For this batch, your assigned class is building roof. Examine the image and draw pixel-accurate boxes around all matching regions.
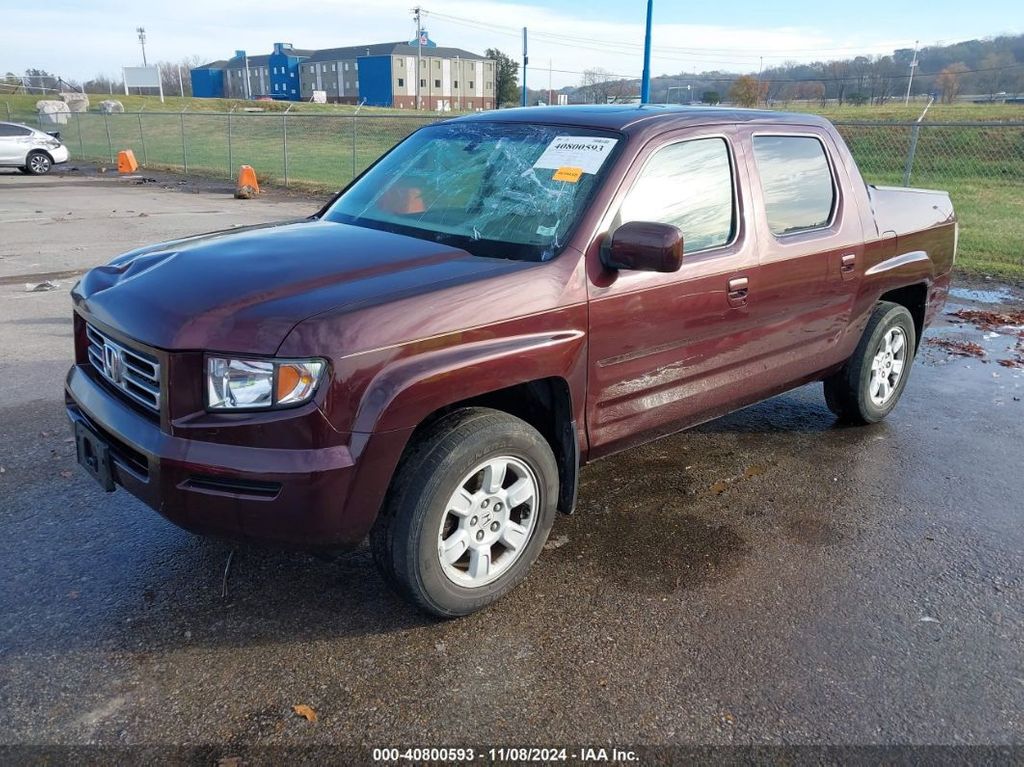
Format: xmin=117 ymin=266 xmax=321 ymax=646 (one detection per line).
xmin=197 ymin=41 xmax=489 ymax=72
xmin=305 ymin=41 xmax=487 ymax=62
xmin=452 ymin=104 xmax=834 ymax=134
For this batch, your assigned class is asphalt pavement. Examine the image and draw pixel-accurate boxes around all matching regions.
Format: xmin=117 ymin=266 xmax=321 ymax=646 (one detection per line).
xmin=1 ymin=169 xmax=1022 ymax=756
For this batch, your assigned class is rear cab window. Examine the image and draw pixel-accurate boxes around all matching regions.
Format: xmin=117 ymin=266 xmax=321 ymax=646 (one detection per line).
xmin=752 ymin=135 xmax=836 ymax=236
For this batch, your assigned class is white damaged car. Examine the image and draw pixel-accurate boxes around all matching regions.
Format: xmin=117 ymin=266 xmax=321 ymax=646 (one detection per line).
xmin=0 ymin=121 xmax=70 ymax=175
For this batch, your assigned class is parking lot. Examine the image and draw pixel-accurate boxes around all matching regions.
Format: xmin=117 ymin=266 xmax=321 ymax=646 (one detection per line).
xmin=1 ymin=169 xmax=1022 ymax=754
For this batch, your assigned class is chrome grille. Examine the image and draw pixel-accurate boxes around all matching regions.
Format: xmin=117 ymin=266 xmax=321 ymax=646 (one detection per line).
xmin=85 ymin=324 xmax=161 ymax=412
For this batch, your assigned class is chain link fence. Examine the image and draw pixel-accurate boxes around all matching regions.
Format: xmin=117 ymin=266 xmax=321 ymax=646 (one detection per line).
xmin=833 ymin=121 xmax=1024 ymax=274
xmin=4 ymin=101 xmax=1022 ymax=273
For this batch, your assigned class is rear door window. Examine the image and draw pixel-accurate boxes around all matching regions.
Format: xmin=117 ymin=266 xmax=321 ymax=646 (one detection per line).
xmin=752 ymin=135 xmax=836 ymax=235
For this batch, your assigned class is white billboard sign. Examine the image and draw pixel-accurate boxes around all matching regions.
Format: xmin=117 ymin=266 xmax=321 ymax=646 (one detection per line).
xmin=123 ymin=66 xmax=161 ymax=88
xmin=122 ymin=66 xmax=164 ymax=102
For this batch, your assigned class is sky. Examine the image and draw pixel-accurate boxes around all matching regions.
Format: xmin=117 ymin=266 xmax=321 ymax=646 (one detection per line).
xmin=3 ymin=0 xmax=1021 ymax=89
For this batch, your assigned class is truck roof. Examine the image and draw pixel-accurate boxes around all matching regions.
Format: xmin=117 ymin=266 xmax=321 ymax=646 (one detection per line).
xmin=452 ymin=104 xmax=833 ymax=135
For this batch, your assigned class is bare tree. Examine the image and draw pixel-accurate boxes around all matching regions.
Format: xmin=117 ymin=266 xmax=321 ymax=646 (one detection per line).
xmin=580 ymin=68 xmax=617 ymax=104
xmin=936 ymin=62 xmax=969 ymax=103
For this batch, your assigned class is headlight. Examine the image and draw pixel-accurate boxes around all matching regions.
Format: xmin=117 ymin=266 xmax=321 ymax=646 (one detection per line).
xmin=206 ymin=357 xmax=326 ymax=410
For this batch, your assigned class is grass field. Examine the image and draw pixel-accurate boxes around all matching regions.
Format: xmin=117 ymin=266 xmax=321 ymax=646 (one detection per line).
xmin=4 ymin=93 xmax=1022 ymax=278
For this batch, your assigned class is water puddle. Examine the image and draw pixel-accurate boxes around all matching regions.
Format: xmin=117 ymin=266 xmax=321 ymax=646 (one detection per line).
xmin=949 ymin=286 xmax=1017 ymax=305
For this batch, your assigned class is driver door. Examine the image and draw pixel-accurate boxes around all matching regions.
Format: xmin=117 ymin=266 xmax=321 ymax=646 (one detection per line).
xmin=585 ymin=126 xmax=762 ymax=458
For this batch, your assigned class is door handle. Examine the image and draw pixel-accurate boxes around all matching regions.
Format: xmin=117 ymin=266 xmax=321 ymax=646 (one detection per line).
xmin=840 ymin=253 xmax=857 ymax=280
xmin=727 ymin=276 xmax=749 ymax=306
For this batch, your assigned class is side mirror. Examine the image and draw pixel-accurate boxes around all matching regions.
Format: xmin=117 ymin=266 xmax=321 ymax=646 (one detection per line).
xmin=602 ymin=221 xmax=684 ymax=273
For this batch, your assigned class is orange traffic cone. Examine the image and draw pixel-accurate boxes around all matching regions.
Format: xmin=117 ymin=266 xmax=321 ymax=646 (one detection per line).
xmin=117 ymin=150 xmax=139 ymax=174
xmin=235 ymin=165 xmax=260 ymax=199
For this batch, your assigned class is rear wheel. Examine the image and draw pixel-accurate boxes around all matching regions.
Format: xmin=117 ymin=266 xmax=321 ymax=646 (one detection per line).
xmin=26 ymin=151 xmax=52 ymax=175
xmin=371 ymin=407 xmax=559 ymax=617
xmin=824 ymin=301 xmax=916 ymax=424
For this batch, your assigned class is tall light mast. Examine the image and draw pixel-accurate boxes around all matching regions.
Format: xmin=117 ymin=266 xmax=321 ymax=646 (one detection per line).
xmin=137 ymin=26 xmax=148 ymax=66
xmin=904 ymin=40 xmax=919 ymax=105
xmin=413 ymin=6 xmax=423 ymax=110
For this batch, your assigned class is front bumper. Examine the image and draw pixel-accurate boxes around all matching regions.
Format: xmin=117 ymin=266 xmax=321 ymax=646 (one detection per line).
xmin=50 ymin=145 xmax=70 ymax=164
xmin=65 ymin=363 xmax=406 ymax=548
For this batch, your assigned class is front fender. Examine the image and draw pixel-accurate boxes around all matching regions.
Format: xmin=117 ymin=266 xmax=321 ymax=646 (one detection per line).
xmin=352 ymin=323 xmax=587 ymax=434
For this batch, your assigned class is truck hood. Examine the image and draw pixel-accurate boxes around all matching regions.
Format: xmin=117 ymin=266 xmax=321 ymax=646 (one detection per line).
xmin=73 ymin=219 xmax=534 ymax=355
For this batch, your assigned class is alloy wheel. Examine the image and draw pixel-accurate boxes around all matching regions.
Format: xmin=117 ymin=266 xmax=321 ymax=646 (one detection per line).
xmin=436 ymin=456 xmax=539 ymax=588
xmin=868 ymin=326 xmax=907 ymax=406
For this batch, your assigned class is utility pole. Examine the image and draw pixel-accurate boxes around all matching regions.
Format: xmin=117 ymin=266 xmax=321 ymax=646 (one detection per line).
xmin=756 ymin=55 xmax=763 ymax=105
xmin=137 ymin=26 xmax=148 ymax=66
xmin=640 ymin=0 xmax=653 ymax=103
xmin=521 ymin=27 xmax=528 ymax=107
xmin=178 ymin=65 xmax=184 ymax=97
xmin=413 ymin=6 xmax=423 ymax=110
xmin=904 ymin=40 xmax=919 ymax=105
xmin=455 ymin=54 xmax=460 ymax=111
xmin=244 ymin=51 xmax=251 ymax=99
xmin=548 ymin=58 xmax=552 ymax=105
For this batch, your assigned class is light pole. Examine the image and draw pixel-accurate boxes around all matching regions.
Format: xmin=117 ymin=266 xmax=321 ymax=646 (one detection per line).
xmin=137 ymin=26 xmax=148 ymax=66
xmin=904 ymin=40 xmax=919 ymax=105
xmin=413 ymin=6 xmax=422 ymax=109
xmin=640 ymin=0 xmax=653 ymax=103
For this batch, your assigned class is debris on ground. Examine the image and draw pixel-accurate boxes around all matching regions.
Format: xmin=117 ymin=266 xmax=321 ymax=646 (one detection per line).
xmin=926 ymin=338 xmax=986 ymax=358
xmin=949 ymin=308 xmax=1024 ymax=332
xmin=544 ymin=535 xmax=570 ymax=550
xmin=132 ymin=177 xmax=159 ymax=185
xmin=25 ymin=281 xmax=59 ymax=292
xmin=997 ymin=338 xmax=1024 ymax=369
xmin=292 ymin=704 xmax=317 ymax=722
xmin=711 ymin=464 xmax=770 ymax=495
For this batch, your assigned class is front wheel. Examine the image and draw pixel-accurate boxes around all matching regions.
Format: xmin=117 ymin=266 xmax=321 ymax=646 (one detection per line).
xmin=371 ymin=407 xmax=559 ymax=617
xmin=824 ymin=301 xmax=916 ymax=424
xmin=26 ymin=151 xmax=52 ymax=175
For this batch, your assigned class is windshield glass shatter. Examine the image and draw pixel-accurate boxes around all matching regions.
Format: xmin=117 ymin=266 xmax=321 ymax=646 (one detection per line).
xmin=324 ymin=123 xmax=620 ymax=261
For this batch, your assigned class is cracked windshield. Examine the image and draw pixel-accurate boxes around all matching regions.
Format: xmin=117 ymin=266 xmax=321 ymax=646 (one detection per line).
xmin=324 ymin=123 xmax=619 ymax=260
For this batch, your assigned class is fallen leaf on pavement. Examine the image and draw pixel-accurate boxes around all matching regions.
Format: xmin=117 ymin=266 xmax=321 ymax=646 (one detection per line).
xmin=926 ymin=338 xmax=986 ymax=358
xmin=544 ymin=535 xmax=570 ymax=550
xmin=292 ymin=704 xmax=317 ymax=722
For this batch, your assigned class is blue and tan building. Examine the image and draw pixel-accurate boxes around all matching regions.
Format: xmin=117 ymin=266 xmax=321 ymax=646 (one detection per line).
xmin=191 ymin=36 xmax=496 ymax=110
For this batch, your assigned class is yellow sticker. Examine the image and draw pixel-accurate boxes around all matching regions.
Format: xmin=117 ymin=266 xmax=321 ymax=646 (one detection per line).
xmin=552 ymin=166 xmax=584 ymax=183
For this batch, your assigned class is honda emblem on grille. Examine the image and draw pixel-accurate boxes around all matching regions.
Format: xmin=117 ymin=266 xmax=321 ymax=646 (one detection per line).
xmin=102 ymin=342 xmax=125 ymax=384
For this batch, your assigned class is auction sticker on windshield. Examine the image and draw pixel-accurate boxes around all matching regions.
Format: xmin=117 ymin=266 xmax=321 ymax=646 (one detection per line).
xmin=534 ymin=136 xmax=618 ymax=175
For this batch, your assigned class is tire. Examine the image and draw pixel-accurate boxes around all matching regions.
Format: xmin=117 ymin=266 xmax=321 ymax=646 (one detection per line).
xmin=824 ymin=301 xmax=916 ymax=424
xmin=26 ymin=151 xmax=52 ymax=175
xmin=371 ymin=407 xmax=559 ymax=618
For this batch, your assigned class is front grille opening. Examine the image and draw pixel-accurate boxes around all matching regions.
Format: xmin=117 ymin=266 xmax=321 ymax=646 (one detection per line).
xmin=85 ymin=324 xmax=162 ymax=414
xmin=181 ymin=475 xmax=283 ymax=500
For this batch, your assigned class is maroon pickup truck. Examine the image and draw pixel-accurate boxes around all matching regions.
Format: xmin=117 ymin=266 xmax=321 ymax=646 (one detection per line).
xmin=67 ymin=106 xmax=956 ymax=616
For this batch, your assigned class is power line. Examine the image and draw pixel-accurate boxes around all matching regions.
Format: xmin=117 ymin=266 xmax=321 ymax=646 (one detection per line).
xmin=420 ymin=9 xmax=1024 ymax=85
xmin=422 ymin=9 xmax=916 ymax=60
